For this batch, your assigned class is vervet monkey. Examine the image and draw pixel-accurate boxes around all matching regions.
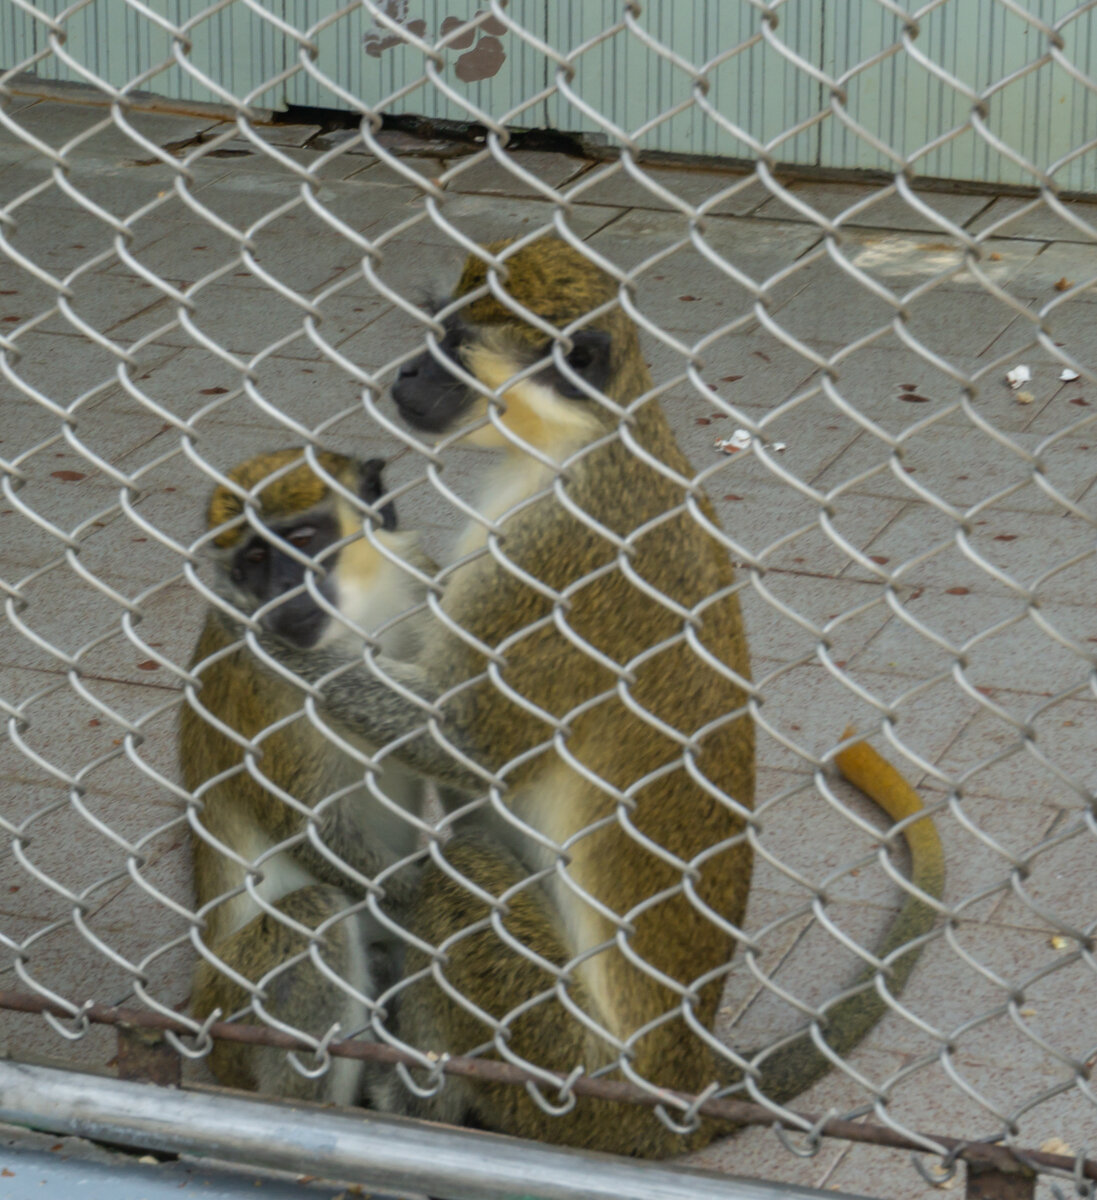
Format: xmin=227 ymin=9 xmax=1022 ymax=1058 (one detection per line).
xmin=256 ymin=239 xmax=944 ymax=1156
xmin=183 ymin=448 xmax=434 ymax=1105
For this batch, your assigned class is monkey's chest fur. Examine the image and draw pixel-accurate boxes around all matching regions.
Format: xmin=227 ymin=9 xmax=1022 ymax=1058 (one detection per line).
xmin=435 ymin=445 xmax=755 ymax=1031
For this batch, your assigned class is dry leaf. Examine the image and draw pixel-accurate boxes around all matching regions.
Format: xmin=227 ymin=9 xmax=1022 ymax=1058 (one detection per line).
xmin=1054 ymin=277 xmax=1073 ymax=291
xmin=1040 ymin=1137 xmax=1073 ymax=1156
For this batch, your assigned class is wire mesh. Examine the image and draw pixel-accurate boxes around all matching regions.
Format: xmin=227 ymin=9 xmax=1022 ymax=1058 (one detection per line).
xmin=1 ymin=3 xmax=1096 ymax=1198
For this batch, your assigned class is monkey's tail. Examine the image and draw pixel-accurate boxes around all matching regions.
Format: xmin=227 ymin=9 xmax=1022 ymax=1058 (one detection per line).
xmin=739 ymin=726 xmax=945 ymax=1107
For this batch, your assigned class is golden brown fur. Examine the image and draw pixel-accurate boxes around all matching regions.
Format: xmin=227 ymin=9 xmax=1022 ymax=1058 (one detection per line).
xmin=185 ymin=449 xmax=432 ymax=1105
xmin=255 ymin=241 xmax=943 ymax=1156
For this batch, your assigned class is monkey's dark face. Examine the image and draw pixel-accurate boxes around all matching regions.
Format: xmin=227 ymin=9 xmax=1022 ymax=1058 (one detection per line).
xmin=392 ymin=320 xmax=613 ymax=435
xmin=213 ymin=456 xmax=397 ymax=649
xmin=229 ymin=513 xmax=340 ymax=648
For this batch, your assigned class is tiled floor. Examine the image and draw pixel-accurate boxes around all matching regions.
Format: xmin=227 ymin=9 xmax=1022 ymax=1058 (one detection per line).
xmin=1 ymin=97 xmax=1095 ymax=1200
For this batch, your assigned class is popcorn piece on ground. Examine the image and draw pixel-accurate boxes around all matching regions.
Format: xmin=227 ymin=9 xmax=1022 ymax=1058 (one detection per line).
xmin=714 ymin=429 xmax=752 ymax=454
xmin=1006 ymin=365 xmax=1032 ymax=389
xmin=1059 ymin=367 xmax=1080 ymax=381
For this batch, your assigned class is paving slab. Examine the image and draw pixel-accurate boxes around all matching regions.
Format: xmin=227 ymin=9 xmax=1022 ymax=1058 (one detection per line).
xmin=568 ymin=160 xmax=773 ymax=216
xmin=969 ymin=194 xmax=1097 ymax=242
xmin=3 ymin=98 xmax=1097 ymax=1200
xmin=752 ymin=179 xmax=994 ymax=234
xmin=445 ymin=148 xmax=590 ymax=196
xmin=0 ymin=101 xmax=223 ymax=157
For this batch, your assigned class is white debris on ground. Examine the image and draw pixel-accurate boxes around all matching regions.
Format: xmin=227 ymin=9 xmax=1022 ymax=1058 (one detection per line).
xmin=714 ymin=429 xmax=752 ymax=454
xmin=1006 ymin=365 xmax=1032 ymax=389
xmin=714 ymin=429 xmax=787 ymax=455
xmin=1059 ymin=367 xmax=1080 ymax=381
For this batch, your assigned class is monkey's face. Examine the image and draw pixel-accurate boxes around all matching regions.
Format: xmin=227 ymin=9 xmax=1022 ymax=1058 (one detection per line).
xmin=209 ymin=455 xmax=396 ymax=649
xmin=392 ymin=320 xmax=614 ymax=447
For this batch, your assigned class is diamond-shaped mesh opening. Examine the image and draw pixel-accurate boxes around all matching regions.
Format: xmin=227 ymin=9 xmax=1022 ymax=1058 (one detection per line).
xmin=2 ymin=3 xmax=1097 ymax=1196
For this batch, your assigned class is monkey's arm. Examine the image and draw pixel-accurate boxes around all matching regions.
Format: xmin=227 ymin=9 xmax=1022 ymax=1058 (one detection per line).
xmin=254 ymin=633 xmax=486 ymax=794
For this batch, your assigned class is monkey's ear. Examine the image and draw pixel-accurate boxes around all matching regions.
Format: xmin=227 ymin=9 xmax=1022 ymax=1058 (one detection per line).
xmin=356 ymin=457 xmax=398 ymax=531
xmin=554 ymin=329 xmax=613 ymax=399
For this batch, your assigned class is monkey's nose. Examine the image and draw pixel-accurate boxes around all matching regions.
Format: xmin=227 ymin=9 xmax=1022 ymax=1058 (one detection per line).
xmin=397 ymin=360 xmax=419 ymax=379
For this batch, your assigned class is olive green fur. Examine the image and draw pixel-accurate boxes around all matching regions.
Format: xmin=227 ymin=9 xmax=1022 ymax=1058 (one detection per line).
xmin=251 ymin=241 xmax=944 ymax=1157
xmin=185 ymin=450 xmax=432 ymax=1104
xmin=387 ymin=239 xmax=755 ymax=1155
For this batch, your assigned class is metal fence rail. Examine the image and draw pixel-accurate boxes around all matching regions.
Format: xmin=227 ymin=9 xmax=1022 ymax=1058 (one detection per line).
xmin=1 ymin=3 xmax=1096 ymax=1199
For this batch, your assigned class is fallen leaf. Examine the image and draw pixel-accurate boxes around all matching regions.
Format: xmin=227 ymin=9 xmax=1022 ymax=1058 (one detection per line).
xmin=946 ymin=587 xmax=970 ymax=595
xmin=51 ymin=470 xmax=86 ymax=481
xmin=987 ymin=251 xmax=1002 ymax=261
xmin=199 ymin=386 xmax=230 ymax=395
xmin=899 ymin=393 xmax=931 ymax=403
xmin=1041 ymin=1136 xmax=1073 ymax=1155
xmin=678 ymin=295 xmax=698 ymax=302
xmin=1069 ymin=397 xmax=1090 ymax=406
xmin=721 ymin=374 xmax=742 ymax=383
xmin=993 ymin=534 xmax=1017 ymax=542
xmin=899 ymin=382 xmax=918 ymax=391
xmin=868 ymin=555 xmax=889 ymax=564
xmin=696 ymin=417 xmax=711 ymax=425
xmin=723 ymin=493 xmax=743 ymax=501
xmin=137 ymin=660 xmax=160 ymax=671
xmin=1054 ymin=277 xmax=1073 ymax=292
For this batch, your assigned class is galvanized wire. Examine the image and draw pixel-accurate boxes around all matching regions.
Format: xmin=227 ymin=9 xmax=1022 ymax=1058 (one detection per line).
xmin=1 ymin=2 xmax=1096 ymax=1196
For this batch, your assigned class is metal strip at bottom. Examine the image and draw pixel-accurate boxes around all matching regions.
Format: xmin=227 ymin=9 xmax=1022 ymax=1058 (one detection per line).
xmin=0 ymin=1060 xmax=870 ymax=1200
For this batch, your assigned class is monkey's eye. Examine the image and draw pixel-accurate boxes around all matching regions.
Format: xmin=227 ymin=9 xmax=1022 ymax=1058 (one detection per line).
xmin=567 ymin=344 xmax=593 ymax=371
xmin=286 ymin=526 xmax=316 ymax=550
xmin=244 ymin=544 xmax=268 ymax=566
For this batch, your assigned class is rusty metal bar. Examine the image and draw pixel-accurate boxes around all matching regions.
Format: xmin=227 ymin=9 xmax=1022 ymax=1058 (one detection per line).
xmin=0 ymin=989 xmax=1091 ymax=1186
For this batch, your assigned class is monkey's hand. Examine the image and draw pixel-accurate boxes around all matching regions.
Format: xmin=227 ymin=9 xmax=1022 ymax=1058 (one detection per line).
xmin=252 ymin=629 xmax=486 ymax=795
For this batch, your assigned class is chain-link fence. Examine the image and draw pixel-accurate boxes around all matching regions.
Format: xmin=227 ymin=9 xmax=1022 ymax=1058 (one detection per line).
xmin=2 ymin=3 xmax=1096 ymax=1199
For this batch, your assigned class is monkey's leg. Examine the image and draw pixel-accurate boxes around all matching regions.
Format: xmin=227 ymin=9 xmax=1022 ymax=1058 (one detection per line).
xmin=193 ymin=883 xmax=383 ymax=1107
xmin=389 ymin=835 xmax=714 ymax=1158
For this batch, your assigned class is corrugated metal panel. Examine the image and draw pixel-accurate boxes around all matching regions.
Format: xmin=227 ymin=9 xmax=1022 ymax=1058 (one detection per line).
xmin=543 ymin=1 xmax=823 ymax=165
xmin=280 ymin=1 xmax=547 ymax=127
xmin=819 ymin=0 xmax=1097 ymax=192
xmin=2 ymin=1 xmax=1095 ymax=191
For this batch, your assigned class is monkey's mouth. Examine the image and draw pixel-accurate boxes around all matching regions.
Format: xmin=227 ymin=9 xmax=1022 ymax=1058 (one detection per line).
xmin=391 ymin=378 xmax=470 ymax=433
xmin=261 ymin=603 xmax=328 ymax=649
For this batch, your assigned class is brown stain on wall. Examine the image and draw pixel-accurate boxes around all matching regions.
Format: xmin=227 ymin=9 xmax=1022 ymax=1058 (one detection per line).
xmin=364 ymin=6 xmax=508 ymax=80
xmin=455 ymin=34 xmax=505 ymax=82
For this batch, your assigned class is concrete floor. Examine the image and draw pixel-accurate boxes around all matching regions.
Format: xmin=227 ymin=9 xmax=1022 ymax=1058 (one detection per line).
xmin=0 ymin=96 xmax=1095 ymax=1200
